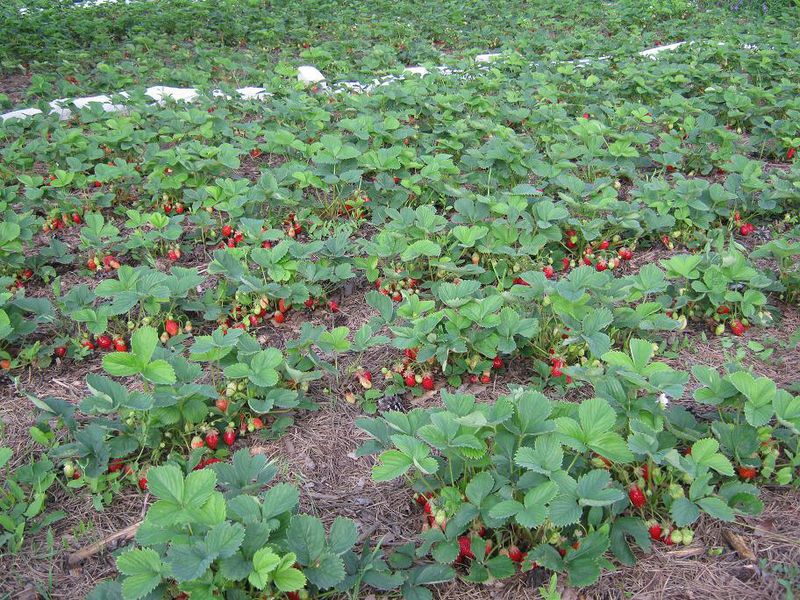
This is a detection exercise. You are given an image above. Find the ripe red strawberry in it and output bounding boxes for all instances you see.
[480,374,491,384]
[583,256,593,266]
[716,305,730,315]
[421,375,435,391]
[404,348,418,361]
[190,435,205,449]
[54,346,67,358]
[250,148,262,159]
[113,338,127,352]
[175,204,184,215]
[628,485,646,508]
[641,463,650,480]
[458,536,474,560]
[788,147,796,160]
[261,240,272,249]
[598,240,610,250]
[273,311,285,324]
[81,340,96,351]
[550,365,563,377]
[223,427,236,446]
[205,431,219,450]
[404,373,416,387]
[165,319,180,336]
[394,176,401,184]
[582,112,590,119]
[737,465,757,480]
[492,356,504,370]
[287,592,300,600]
[739,223,755,236]
[618,247,633,260]
[328,300,339,312]
[221,224,233,237]
[138,476,148,490]
[248,314,259,327]
[251,417,264,430]
[304,297,314,308]
[215,397,229,412]
[543,265,555,279]
[87,258,97,271]
[648,523,662,541]
[508,546,524,563]
[513,277,529,286]
[595,259,608,272]
[663,530,674,545]
[562,257,571,270]
[108,459,124,473]
[72,213,82,224]
[730,320,745,336]
[392,292,402,302]
[97,334,113,350]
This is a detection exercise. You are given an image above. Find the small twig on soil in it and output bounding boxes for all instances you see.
[139,493,150,518]
[721,530,757,562]
[65,521,142,569]
[666,545,705,558]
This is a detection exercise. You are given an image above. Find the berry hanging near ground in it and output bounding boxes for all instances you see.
[628,485,646,508]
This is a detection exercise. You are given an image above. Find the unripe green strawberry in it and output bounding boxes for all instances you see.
[670,530,683,544]
[668,484,684,499]
[680,529,694,545]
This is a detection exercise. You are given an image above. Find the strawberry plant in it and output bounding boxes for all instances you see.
[659,247,773,334]
[0,447,65,554]
[91,451,443,599]
[359,338,781,586]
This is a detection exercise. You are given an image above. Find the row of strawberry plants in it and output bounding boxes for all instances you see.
[357,339,800,587]
[85,452,455,600]
[3,0,788,103]
[0,219,794,385]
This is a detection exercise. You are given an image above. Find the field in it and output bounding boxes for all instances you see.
[1,0,800,598]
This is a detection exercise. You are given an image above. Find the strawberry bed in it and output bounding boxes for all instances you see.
[1,0,800,599]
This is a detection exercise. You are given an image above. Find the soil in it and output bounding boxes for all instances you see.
[0,72,31,108]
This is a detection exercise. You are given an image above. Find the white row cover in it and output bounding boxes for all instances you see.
[1,42,692,123]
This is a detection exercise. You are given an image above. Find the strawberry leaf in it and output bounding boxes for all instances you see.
[116,548,166,600]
